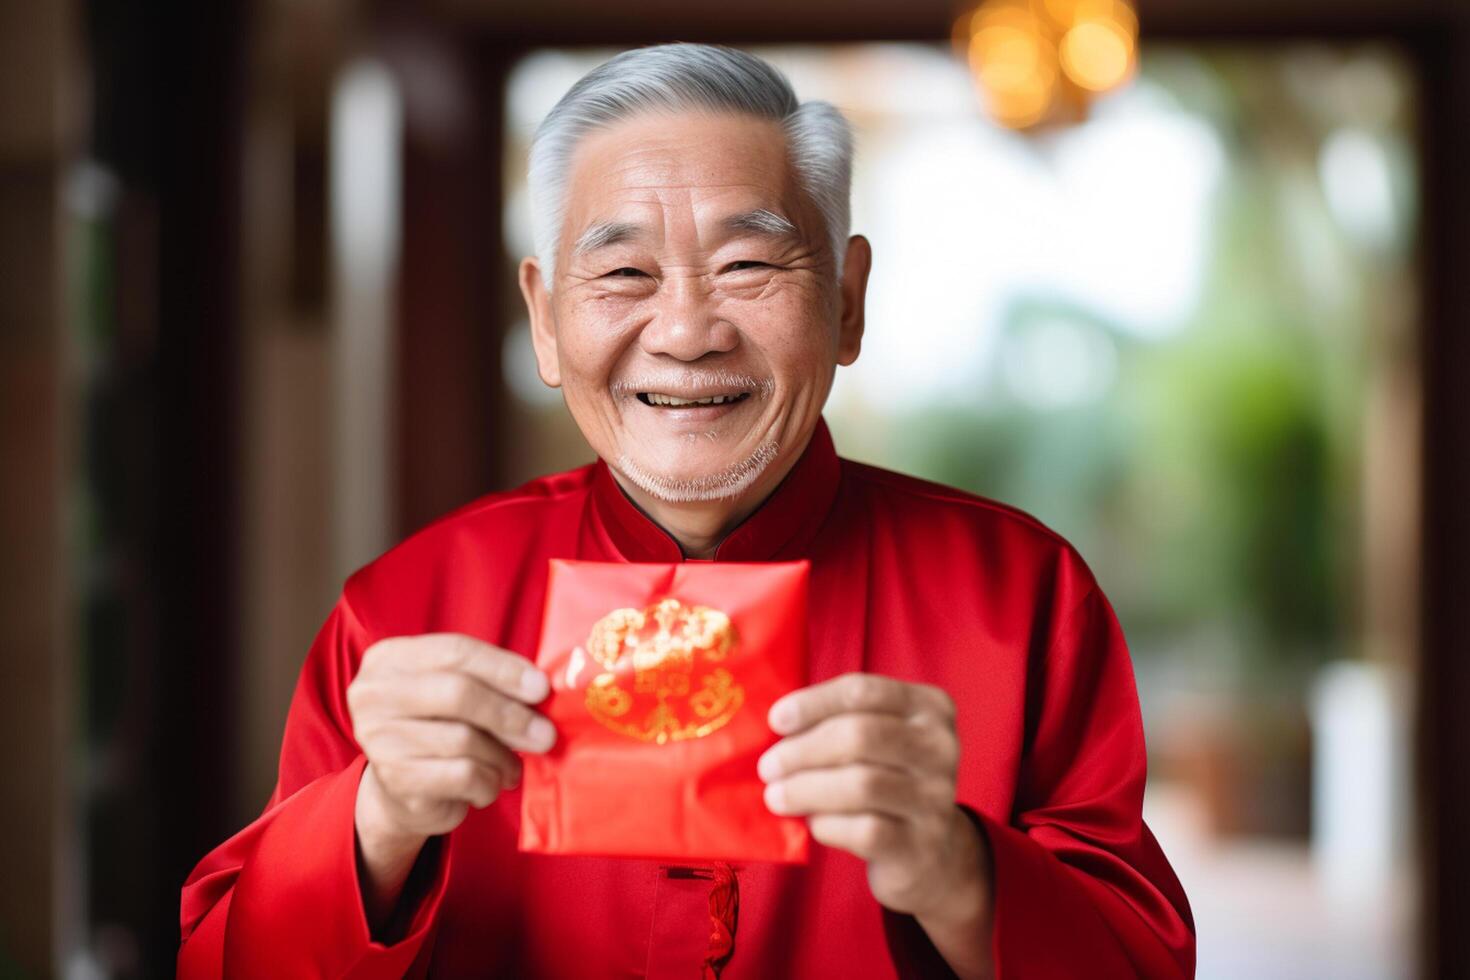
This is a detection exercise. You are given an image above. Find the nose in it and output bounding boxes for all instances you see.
[638,275,739,361]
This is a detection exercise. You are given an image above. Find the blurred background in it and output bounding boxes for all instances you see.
[1,0,1468,978]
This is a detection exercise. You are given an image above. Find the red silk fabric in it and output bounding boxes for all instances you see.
[520,559,810,863]
[178,419,1194,978]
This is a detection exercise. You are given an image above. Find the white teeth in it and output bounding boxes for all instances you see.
[644,393,741,407]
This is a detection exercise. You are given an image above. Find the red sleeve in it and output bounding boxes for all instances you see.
[890,574,1195,979]
[177,595,452,979]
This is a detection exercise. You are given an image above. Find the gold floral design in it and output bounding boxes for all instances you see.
[580,598,745,743]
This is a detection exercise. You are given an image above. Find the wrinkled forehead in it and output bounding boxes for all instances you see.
[560,110,818,249]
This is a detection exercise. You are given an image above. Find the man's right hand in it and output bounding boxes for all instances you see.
[345,633,554,930]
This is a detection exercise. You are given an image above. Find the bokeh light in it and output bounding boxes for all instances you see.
[966,2,1060,128]
[956,0,1140,128]
[1060,19,1135,91]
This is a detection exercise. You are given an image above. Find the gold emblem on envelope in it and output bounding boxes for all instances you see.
[582,597,745,743]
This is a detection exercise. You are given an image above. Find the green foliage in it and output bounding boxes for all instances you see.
[830,49,1411,691]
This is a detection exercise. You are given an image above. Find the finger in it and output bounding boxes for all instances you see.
[807,813,905,862]
[367,634,550,703]
[768,673,956,735]
[386,670,557,753]
[757,713,954,782]
[376,756,504,809]
[372,718,523,787]
[763,764,941,820]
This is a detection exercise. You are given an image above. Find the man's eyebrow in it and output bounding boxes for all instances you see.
[723,208,799,238]
[571,209,797,256]
[572,220,645,255]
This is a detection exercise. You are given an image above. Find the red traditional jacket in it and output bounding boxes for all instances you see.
[179,419,1195,978]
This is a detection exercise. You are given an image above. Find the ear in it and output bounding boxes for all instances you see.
[836,235,872,367]
[518,256,562,388]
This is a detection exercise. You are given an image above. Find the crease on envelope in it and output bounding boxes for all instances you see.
[565,645,589,690]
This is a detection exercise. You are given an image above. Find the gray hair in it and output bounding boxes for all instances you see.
[527,43,854,289]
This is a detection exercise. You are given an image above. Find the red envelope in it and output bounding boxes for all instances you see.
[519,559,810,863]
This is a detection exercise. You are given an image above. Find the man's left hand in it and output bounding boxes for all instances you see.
[757,672,990,926]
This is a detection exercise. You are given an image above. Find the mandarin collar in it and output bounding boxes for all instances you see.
[588,417,842,563]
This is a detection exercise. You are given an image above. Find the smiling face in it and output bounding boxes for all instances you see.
[520,110,870,520]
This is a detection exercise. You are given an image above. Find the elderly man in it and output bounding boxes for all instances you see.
[181,44,1193,978]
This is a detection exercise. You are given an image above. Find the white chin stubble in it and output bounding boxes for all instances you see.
[615,441,780,503]
[609,368,779,502]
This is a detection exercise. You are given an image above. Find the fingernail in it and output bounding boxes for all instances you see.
[763,781,787,814]
[756,749,781,782]
[521,670,549,702]
[769,699,797,734]
[528,716,556,750]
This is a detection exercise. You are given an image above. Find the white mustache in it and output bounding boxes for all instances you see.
[610,370,774,398]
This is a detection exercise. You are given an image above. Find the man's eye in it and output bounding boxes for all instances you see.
[604,267,649,278]
[724,261,770,273]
